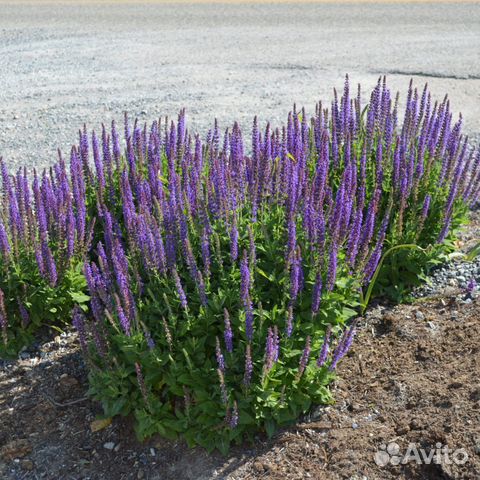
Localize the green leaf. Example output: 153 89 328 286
70 292 91 303
265 419 276 438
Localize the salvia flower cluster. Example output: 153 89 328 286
0 77 479 451
79 78 479 451
0 149 92 354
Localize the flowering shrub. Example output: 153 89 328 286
1 76 479 450
73 78 479 452
0 153 92 356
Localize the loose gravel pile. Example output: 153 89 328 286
414 211 480 298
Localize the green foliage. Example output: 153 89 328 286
87 206 360 451
0 256 89 357
2 79 478 454
370 186 470 302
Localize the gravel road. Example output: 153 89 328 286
0 1 479 171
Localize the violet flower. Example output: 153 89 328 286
243 344 253 387
316 325 332 367
297 336 311 379
223 308 233 353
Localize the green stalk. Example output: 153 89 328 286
466 241 480 261
361 244 426 314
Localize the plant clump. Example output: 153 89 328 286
0 77 479 451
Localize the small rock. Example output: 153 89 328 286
396 424 410 435
448 382 463 389
59 375 79 388
20 459 34 471
103 442 115 450
308 405 328 421
137 469 145 480
350 402 362 412
470 388 480 402
410 418 422 430
352 422 359 429
261 462 273 472
1 439 32 461
414 310 425 321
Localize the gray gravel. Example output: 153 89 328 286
0 1 480 171
414 211 480 299
416 258 480 298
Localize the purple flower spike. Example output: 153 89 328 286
115 295 131 336
72 306 88 354
327 241 338 291
285 304 294 338
244 295 254 342
329 322 357 371
421 194 431 221
0 288 7 344
263 327 276 374
92 130 105 191
0 220 10 258
229 401 239 429
17 300 30 328
172 269 188 310
240 249 250 304
230 215 239 262
273 326 280 362
201 227 211 277
41 239 58 287
248 226 256 267
135 362 150 407
243 344 253 387
297 336 311 378
223 308 233 353
215 336 226 372
316 325 332 367
290 247 302 302
311 272 323 315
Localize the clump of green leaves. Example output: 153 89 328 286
86 207 360 453
0 157 91 356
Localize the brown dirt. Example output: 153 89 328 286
1 218 480 480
